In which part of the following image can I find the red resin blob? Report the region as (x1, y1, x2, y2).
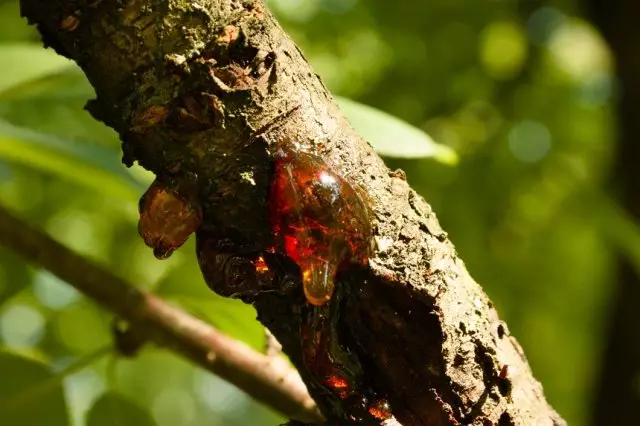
(368, 399, 392, 420)
(324, 375, 350, 400)
(138, 179, 202, 259)
(268, 147, 373, 306)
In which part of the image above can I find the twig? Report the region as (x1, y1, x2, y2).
(0, 204, 322, 424)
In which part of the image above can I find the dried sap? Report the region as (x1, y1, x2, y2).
(138, 180, 202, 259)
(268, 148, 373, 305)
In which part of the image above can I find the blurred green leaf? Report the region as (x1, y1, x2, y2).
(0, 2, 37, 42)
(0, 67, 93, 102)
(177, 298, 265, 350)
(86, 392, 157, 426)
(0, 60, 117, 149)
(0, 43, 75, 96)
(0, 248, 32, 306)
(0, 96, 121, 149)
(0, 351, 70, 426)
(336, 96, 458, 163)
(0, 119, 142, 201)
(155, 259, 265, 350)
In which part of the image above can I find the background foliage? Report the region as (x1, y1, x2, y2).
(0, 0, 632, 425)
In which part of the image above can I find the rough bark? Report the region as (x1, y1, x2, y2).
(584, 1, 640, 424)
(19, 1, 565, 425)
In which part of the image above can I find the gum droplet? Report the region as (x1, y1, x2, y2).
(138, 179, 202, 259)
(268, 147, 372, 305)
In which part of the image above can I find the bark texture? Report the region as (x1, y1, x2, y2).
(19, 1, 565, 425)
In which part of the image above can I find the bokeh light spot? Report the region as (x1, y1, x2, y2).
(194, 374, 247, 415)
(47, 213, 105, 258)
(269, 0, 320, 23)
(527, 7, 566, 46)
(508, 120, 552, 163)
(0, 304, 45, 348)
(65, 370, 106, 426)
(548, 19, 611, 81)
(480, 21, 528, 80)
(33, 269, 80, 309)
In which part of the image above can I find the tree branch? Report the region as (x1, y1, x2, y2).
(0, 204, 322, 424)
(18, 0, 566, 424)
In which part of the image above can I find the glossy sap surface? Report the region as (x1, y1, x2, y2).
(268, 148, 372, 305)
(138, 180, 201, 259)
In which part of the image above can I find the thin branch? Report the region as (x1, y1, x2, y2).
(0, 204, 322, 424)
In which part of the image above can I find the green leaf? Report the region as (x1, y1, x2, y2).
(155, 259, 265, 350)
(0, 3, 37, 43)
(177, 297, 265, 350)
(0, 248, 32, 306)
(0, 43, 75, 96)
(336, 96, 458, 164)
(0, 95, 121, 149)
(86, 392, 157, 426)
(0, 351, 71, 426)
(0, 119, 143, 201)
(0, 67, 94, 102)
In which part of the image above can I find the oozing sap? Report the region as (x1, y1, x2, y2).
(268, 147, 373, 305)
(268, 146, 391, 422)
(137, 146, 391, 422)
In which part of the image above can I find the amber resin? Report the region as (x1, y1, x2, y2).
(268, 147, 373, 305)
(368, 399, 392, 420)
(138, 179, 202, 259)
(253, 255, 270, 274)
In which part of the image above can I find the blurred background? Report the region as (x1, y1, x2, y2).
(0, 0, 637, 425)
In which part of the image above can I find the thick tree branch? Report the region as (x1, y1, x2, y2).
(18, 0, 565, 424)
(0, 204, 321, 424)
